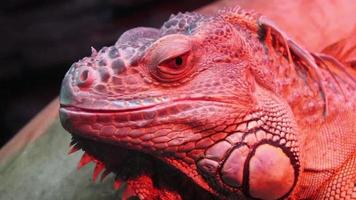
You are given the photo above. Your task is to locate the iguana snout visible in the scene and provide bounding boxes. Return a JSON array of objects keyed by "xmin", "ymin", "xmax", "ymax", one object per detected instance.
[{"xmin": 59, "ymin": 27, "xmax": 162, "ymax": 111}]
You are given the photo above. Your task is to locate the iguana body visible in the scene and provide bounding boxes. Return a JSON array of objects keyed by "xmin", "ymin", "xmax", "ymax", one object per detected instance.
[{"xmin": 59, "ymin": 7, "xmax": 356, "ymax": 199}]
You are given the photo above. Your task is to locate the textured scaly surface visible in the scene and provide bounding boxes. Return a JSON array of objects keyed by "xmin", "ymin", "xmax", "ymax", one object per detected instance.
[{"xmin": 59, "ymin": 7, "xmax": 356, "ymax": 199}]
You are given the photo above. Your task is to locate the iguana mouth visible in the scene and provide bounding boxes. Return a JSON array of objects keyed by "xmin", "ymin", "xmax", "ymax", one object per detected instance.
[
  {"xmin": 69, "ymin": 135, "xmax": 216, "ymax": 200},
  {"xmin": 60, "ymin": 104, "xmax": 157, "ymax": 113},
  {"xmin": 60, "ymin": 96, "xmax": 234, "ymax": 114}
]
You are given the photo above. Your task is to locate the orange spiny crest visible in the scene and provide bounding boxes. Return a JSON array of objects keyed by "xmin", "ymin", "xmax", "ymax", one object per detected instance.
[
  {"xmin": 68, "ymin": 143, "xmax": 81, "ymax": 155},
  {"xmin": 77, "ymin": 152, "xmax": 93, "ymax": 169},
  {"xmin": 92, "ymin": 162, "xmax": 105, "ymax": 182},
  {"xmin": 100, "ymin": 169, "xmax": 111, "ymax": 182},
  {"xmin": 74, "ymin": 149, "xmax": 112, "ymax": 183},
  {"xmin": 113, "ymin": 178, "xmax": 122, "ymax": 190}
]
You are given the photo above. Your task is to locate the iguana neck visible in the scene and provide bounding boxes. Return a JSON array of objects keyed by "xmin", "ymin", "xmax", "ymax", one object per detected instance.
[{"xmin": 256, "ymin": 40, "xmax": 351, "ymax": 128}]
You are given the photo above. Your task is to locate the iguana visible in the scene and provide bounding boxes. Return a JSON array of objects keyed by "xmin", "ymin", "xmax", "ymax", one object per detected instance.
[{"xmin": 59, "ymin": 6, "xmax": 356, "ymax": 200}]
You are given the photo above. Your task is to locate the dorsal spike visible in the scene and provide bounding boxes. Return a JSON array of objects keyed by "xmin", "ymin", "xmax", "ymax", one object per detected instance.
[
  {"xmin": 77, "ymin": 153, "xmax": 93, "ymax": 170},
  {"xmin": 113, "ymin": 177, "xmax": 122, "ymax": 190},
  {"xmin": 68, "ymin": 143, "xmax": 81, "ymax": 155},
  {"xmin": 92, "ymin": 162, "xmax": 105, "ymax": 182},
  {"xmin": 91, "ymin": 47, "xmax": 97, "ymax": 56},
  {"xmin": 69, "ymin": 137, "xmax": 78, "ymax": 146},
  {"xmin": 100, "ymin": 169, "xmax": 111, "ymax": 182}
]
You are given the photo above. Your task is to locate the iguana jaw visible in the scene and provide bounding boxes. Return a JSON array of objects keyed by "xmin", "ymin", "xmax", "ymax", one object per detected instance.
[
  {"xmin": 59, "ymin": 98, "xmax": 236, "ymax": 198},
  {"xmin": 67, "ymin": 132, "xmax": 216, "ymax": 199}
]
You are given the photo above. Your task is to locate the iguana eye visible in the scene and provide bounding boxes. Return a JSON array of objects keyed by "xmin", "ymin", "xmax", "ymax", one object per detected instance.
[
  {"xmin": 157, "ymin": 53, "xmax": 189, "ymax": 75},
  {"xmin": 155, "ymin": 52, "xmax": 191, "ymax": 82},
  {"xmin": 175, "ymin": 56, "xmax": 183, "ymax": 66},
  {"xmin": 144, "ymin": 34, "xmax": 194, "ymax": 82}
]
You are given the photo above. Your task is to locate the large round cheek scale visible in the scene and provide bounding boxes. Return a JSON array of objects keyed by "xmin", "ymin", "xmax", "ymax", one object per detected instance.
[{"xmin": 248, "ymin": 144, "xmax": 295, "ymax": 199}]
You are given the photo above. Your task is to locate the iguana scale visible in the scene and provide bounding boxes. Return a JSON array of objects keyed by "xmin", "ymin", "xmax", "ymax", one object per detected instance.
[{"xmin": 59, "ymin": 6, "xmax": 356, "ymax": 200}]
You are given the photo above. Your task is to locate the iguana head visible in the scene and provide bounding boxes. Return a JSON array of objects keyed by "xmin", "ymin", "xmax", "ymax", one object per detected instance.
[{"xmin": 60, "ymin": 8, "xmax": 302, "ymax": 199}]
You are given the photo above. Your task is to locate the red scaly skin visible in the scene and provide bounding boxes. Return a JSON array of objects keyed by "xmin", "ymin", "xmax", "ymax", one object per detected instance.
[{"xmin": 59, "ymin": 7, "xmax": 356, "ymax": 199}]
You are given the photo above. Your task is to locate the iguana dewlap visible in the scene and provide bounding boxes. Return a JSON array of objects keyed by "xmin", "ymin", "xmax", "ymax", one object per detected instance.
[{"xmin": 59, "ymin": 7, "xmax": 356, "ymax": 200}]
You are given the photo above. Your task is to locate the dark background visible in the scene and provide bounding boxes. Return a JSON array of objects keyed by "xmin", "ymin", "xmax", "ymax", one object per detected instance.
[{"xmin": 0, "ymin": 0, "xmax": 214, "ymax": 147}]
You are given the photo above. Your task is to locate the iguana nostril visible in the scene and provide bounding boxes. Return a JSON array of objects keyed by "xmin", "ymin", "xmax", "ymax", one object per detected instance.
[
  {"xmin": 77, "ymin": 68, "xmax": 94, "ymax": 88},
  {"xmin": 80, "ymin": 70, "xmax": 89, "ymax": 81}
]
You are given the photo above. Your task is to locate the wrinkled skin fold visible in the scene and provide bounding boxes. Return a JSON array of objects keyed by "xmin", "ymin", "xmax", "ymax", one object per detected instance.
[{"xmin": 59, "ymin": 6, "xmax": 356, "ymax": 200}]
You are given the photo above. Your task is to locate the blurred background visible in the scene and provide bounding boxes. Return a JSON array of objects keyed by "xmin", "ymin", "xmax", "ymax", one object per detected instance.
[{"xmin": 0, "ymin": 0, "xmax": 215, "ymax": 147}]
